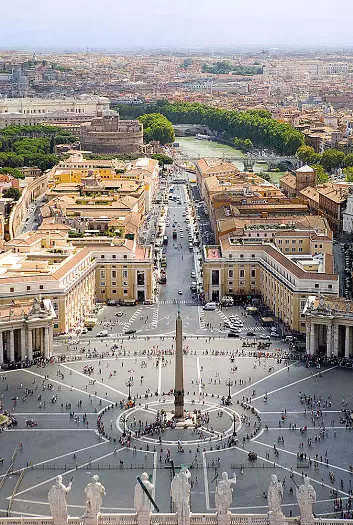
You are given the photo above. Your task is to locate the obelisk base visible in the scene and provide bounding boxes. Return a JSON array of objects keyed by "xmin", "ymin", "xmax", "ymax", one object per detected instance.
[{"xmin": 174, "ymin": 394, "xmax": 185, "ymax": 420}]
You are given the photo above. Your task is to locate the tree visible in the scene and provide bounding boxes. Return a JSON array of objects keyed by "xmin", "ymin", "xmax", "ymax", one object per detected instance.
[
  {"xmin": 297, "ymin": 145, "xmax": 320, "ymax": 164},
  {"xmin": 312, "ymin": 164, "xmax": 329, "ymax": 184},
  {"xmin": 139, "ymin": 113, "xmax": 175, "ymax": 145},
  {"xmin": 3, "ymin": 187, "xmax": 21, "ymax": 200},
  {"xmin": 345, "ymin": 154, "xmax": 353, "ymax": 167},
  {"xmin": 320, "ymin": 149, "xmax": 345, "ymax": 172},
  {"xmin": 344, "ymin": 166, "xmax": 353, "ymax": 182},
  {"xmin": 151, "ymin": 153, "xmax": 173, "ymax": 166},
  {"xmin": 0, "ymin": 167, "xmax": 24, "ymax": 179}
]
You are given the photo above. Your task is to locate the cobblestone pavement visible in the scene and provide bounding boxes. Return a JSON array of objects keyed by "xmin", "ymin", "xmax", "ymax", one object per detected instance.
[{"xmin": 1, "ymin": 339, "xmax": 352, "ymax": 518}]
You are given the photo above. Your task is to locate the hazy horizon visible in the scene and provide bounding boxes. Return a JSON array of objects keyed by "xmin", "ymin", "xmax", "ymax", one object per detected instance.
[{"xmin": 1, "ymin": 0, "xmax": 353, "ymax": 50}]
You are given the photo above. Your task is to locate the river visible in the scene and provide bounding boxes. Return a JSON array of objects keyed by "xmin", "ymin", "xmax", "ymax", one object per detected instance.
[{"xmin": 175, "ymin": 137, "xmax": 285, "ymax": 183}]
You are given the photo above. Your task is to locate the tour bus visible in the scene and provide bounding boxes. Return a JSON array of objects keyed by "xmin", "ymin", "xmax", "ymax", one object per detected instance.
[{"xmin": 84, "ymin": 317, "xmax": 98, "ymax": 330}]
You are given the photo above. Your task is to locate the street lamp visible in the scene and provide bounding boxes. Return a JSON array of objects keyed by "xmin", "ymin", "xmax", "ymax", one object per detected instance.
[
  {"xmin": 121, "ymin": 415, "xmax": 127, "ymax": 435},
  {"xmin": 126, "ymin": 378, "xmax": 134, "ymax": 401},
  {"xmin": 225, "ymin": 378, "xmax": 233, "ymax": 401}
]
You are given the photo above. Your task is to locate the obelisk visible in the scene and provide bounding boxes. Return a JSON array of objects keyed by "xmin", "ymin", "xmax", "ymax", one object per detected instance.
[{"xmin": 174, "ymin": 306, "xmax": 184, "ymax": 420}]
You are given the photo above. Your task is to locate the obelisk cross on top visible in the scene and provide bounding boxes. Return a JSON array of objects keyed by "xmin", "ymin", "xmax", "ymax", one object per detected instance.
[{"xmin": 174, "ymin": 304, "xmax": 184, "ymax": 420}]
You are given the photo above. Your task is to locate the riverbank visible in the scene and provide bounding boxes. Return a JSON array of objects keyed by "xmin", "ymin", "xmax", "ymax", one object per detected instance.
[{"xmin": 176, "ymin": 137, "xmax": 286, "ymax": 183}]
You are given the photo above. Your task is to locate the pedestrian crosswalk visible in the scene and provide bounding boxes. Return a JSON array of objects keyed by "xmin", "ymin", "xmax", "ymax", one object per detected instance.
[
  {"xmin": 158, "ymin": 299, "xmax": 199, "ymax": 305},
  {"xmin": 124, "ymin": 307, "xmax": 143, "ymax": 331}
]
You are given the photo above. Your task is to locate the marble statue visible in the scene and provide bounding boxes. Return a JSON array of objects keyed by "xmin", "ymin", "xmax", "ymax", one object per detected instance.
[
  {"xmin": 48, "ymin": 475, "xmax": 72, "ymax": 523},
  {"xmin": 267, "ymin": 475, "xmax": 284, "ymax": 517},
  {"xmin": 215, "ymin": 472, "xmax": 237, "ymax": 515},
  {"xmin": 296, "ymin": 478, "xmax": 316, "ymax": 521},
  {"xmin": 171, "ymin": 467, "xmax": 191, "ymax": 525},
  {"xmin": 84, "ymin": 475, "xmax": 106, "ymax": 517},
  {"xmin": 134, "ymin": 472, "xmax": 155, "ymax": 514}
]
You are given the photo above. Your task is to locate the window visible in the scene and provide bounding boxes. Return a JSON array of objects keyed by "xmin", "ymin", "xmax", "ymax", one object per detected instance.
[
  {"xmin": 229, "ymin": 281, "xmax": 233, "ymax": 285},
  {"xmin": 40, "ymin": 285, "xmax": 43, "ymax": 290},
  {"xmin": 240, "ymin": 254, "xmax": 244, "ymax": 258},
  {"xmin": 328, "ymin": 284, "xmax": 332, "ymax": 289},
  {"xmin": 315, "ymin": 283, "xmax": 319, "ymax": 288},
  {"xmin": 299, "ymin": 239, "xmax": 303, "ymax": 244},
  {"xmin": 211, "ymin": 270, "xmax": 219, "ymax": 285},
  {"xmin": 100, "ymin": 270, "xmax": 106, "ymax": 278},
  {"xmin": 251, "ymin": 269, "xmax": 256, "ymax": 278},
  {"xmin": 112, "ymin": 281, "xmax": 116, "ymax": 286},
  {"xmin": 112, "ymin": 254, "xmax": 116, "ymax": 259},
  {"xmin": 292, "ymin": 248, "xmax": 296, "ymax": 252},
  {"xmin": 285, "ymin": 240, "xmax": 289, "ymax": 244},
  {"xmin": 101, "ymin": 289, "xmax": 105, "ymax": 294},
  {"xmin": 123, "ymin": 255, "xmax": 127, "ymax": 259},
  {"xmin": 239, "ymin": 281, "xmax": 245, "ymax": 286},
  {"xmin": 251, "ymin": 281, "xmax": 256, "ymax": 285},
  {"xmin": 292, "ymin": 240, "xmax": 296, "ymax": 244},
  {"xmin": 299, "ymin": 248, "xmax": 303, "ymax": 252},
  {"xmin": 123, "ymin": 289, "xmax": 128, "ymax": 295},
  {"xmin": 112, "ymin": 270, "xmax": 117, "ymax": 278},
  {"xmin": 251, "ymin": 254, "xmax": 255, "ymax": 258},
  {"xmin": 100, "ymin": 281, "xmax": 105, "ymax": 286},
  {"xmin": 229, "ymin": 254, "xmax": 232, "ymax": 259},
  {"xmin": 278, "ymin": 240, "xmax": 282, "ymax": 244},
  {"xmin": 10, "ymin": 287, "xmax": 14, "ymax": 292},
  {"xmin": 137, "ymin": 270, "xmax": 145, "ymax": 286},
  {"xmin": 100, "ymin": 254, "xmax": 105, "ymax": 259},
  {"xmin": 112, "ymin": 289, "xmax": 116, "ymax": 294},
  {"xmin": 27, "ymin": 286, "xmax": 31, "ymax": 291},
  {"xmin": 239, "ymin": 269, "xmax": 245, "ymax": 278},
  {"xmin": 229, "ymin": 270, "xmax": 234, "ymax": 278},
  {"xmin": 285, "ymin": 248, "xmax": 289, "ymax": 252},
  {"xmin": 314, "ymin": 244, "xmax": 317, "ymax": 249},
  {"xmin": 300, "ymin": 300, "xmax": 306, "ymax": 310},
  {"xmin": 123, "ymin": 281, "xmax": 128, "ymax": 286},
  {"xmin": 54, "ymin": 323, "xmax": 59, "ymax": 329},
  {"xmin": 122, "ymin": 270, "xmax": 128, "ymax": 279}
]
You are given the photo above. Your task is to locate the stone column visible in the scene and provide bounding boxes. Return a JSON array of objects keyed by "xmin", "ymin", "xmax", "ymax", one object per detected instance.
[
  {"xmin": 0, "ymin": 331, "xmax": 3, "ymax": 365},
  {"xmin": 27, "ymin": 329, "xmax": 33, "ymax": 361},
  {"xmin": 20, "ymin": 328, "xmax": 26, "ymax": 360},
  {"xmin": 305, "ymin": 321, "xmax": 311, "ymax": 354},
  {"xmin": 174, "ymin": 309, "xmax": 184, "ymax": 420},
  {"xmin": 49, "ymin": 324, "xmax": 54, "ymax": 357},
  {"xmin": 309, "ymin": 324, "xmax": 315, "ymax": 356},
  {"xmin": 326, "ymin": 323, "xmax": 332, "ymax": 357},
  {"xmin": 345, "ymin": 325, "xmax": 351, "ymax": 358},
  {"xmin": 333, "ymin": 325, "xmax": 339, "ymax": 357},
  {"xmin": 44, "ymin": 326, "xmax": 50, "ymax": 359},
  {"xmin": 9, "ymin": 329, "xmax": 15, "ymax": 362}
]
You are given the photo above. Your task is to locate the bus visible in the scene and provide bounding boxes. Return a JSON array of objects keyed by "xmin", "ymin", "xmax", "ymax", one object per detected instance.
[
  {"xmin": 84, "ymin": 317, "xmax": 98, "ymax": 330},
  {"xmin": 163, "ymin": 235, "xmax": 168, "ymax": 245}
]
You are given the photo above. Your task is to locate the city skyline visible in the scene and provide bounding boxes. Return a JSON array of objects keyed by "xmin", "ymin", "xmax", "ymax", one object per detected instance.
[{"xmin": 1, "ymin": 0, "xmax": 353, "ymax": 50}]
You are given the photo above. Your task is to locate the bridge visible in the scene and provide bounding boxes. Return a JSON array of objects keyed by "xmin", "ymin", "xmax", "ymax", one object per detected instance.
[{"xmin": 176, "ymin": 153, "xmax": 299, "ymax": 171}]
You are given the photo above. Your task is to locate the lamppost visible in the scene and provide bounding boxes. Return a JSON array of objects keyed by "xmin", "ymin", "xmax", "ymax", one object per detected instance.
[
  {"xmin": 225, "ymin": 378, "xmax": 233, "ymax": 402},
  {"xmin": 126, "ymin": 378, "xmax": 134, "ymax": 401}
]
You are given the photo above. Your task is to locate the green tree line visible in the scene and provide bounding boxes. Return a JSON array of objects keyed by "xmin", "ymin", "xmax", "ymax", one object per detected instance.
[
  {"xmin": 202, "ymin": 61, "xmax": 263, "ymax": 75},
  {"xmin": 138, "ymin": 113, "xmax": 175, "ymax": 145},
  {"xmin": 115, "ymin": 101, "xmax": 304, "ymax": 155}
]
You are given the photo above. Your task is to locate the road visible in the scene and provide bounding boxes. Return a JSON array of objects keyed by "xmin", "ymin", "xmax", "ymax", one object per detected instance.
[{"xmin": 16, "ymin": 195, "xmax": 46, "ymax": 236}]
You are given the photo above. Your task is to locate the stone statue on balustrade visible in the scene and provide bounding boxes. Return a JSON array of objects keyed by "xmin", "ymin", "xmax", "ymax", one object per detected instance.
[
  {"xmin": 134, "ymin": 472, "xmax": 155, "ymax": 518},
  {"xmin": 171, "ymin": 466, "xmax": 191, "ymax": 525},
  {"xmin": 215, "ymin": 472, "xmax": 237, "ymax": 516},
  {"xmin": 48, "ymin": 475, "xmax": 72, "ymax": 525},
  {"xmin": 267, "ymin": 475, "xmax": 284, "ymax": 520},
  {"xmin": 83, "ymin": 475, "xmax": 106, "ymax": 522},
  {"xmin": 296, "ymin": 478, "xmax": 316, "ymax": 523}
]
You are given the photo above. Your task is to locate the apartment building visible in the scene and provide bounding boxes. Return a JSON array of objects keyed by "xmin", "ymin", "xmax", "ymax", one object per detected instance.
[
  {"xmin": 195, "ymin": 158, "xmax": 239, "ymax": 199},
  {"xmin": 202, "ymin": 239, "xmax": 338, "ymax": 333},
  {"xmin": 0, "ymin": 232, "xmax": 153, "ymax": 338}
]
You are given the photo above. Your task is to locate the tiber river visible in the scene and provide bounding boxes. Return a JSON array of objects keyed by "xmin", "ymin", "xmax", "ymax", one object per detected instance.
[{"xmin": 176, "ymin": 137, "xmax": 285, "ymax": 184}]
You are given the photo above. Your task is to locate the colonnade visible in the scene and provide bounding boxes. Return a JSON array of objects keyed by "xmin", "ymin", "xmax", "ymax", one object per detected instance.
[
  {"xmin": 0, "ymin": 324, "xmax": 53, "ymax": 364},
  {"xmin": 306, "ymin": 319, "xmax": 353, "ymax": 358}
]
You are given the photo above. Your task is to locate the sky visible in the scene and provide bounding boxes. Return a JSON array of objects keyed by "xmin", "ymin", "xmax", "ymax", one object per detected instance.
[{"xmin": 1, "ymin": 0, "xmax": 353, "ymax": 50}]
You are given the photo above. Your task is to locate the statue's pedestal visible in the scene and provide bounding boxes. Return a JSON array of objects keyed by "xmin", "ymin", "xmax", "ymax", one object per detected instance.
[
  {"xmin": 268, "ymin": 511, "xmax": 285, "ymax": 525},
  {"xmin": 82, "ymin": 514, "xmax": 98, "ymax": 525},
  {"xmin": 136, "ymin": 512, "xmax": 151, "ymax": 525},
  {"xmin": 217, "ymin": 512, "xmax": 231, "ymax": 525}
]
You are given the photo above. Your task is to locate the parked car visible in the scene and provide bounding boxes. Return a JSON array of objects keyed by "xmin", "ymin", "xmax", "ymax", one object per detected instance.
[
  {"xmin": 259, "ymin": 334, "xmax": 270, "ymax": 340},
  {"xmin": 203, "ymin": 302, "xmax": 217, "ymax": 311},
  {"xmin": 97, "ymin": 330, "xmax": 109, "ymax": 337},
  {"xmin": 125, "ymin": 329, "xmax": 136, "ymax": 335},
  {"xmin": 270, "ymin": 331, "xmax": 280, "ymax": 338},
  {"xmin": 115, "ymin": 312, "xmax": 124, "ymax": 317}
]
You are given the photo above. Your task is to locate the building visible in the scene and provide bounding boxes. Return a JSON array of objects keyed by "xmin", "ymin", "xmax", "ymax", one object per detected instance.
[
  {"xmin": 195, "ymin": 158, "xmax": 239, "ymax": 199},
  {"xmin": 202, "ymin": 239, "xmax": 338, "ymax": 333},
  {"xmin": 280, "ymin": 165, "xmax": 316, "ymax": 198},
  {"xmin": 77, "ymin": 115, "xmax": 143, "ymax": 155},
  {"xmin": 0, "ymin": 95, "xmax": 110, "ymax": 128},
  {"xmin": 0, "ymin": 231, "xmax": 154, "ymax": 346},
  {"xmin": 0, "ymin": 298, "xmax": 54, "ymax": 364},
  {"xmin": 304, "ymin": 295, "xmax": 353, "ymax": 358},
  {"xmin": 343, "ymin": 192, "xmax": 353, "ymax": 233}
]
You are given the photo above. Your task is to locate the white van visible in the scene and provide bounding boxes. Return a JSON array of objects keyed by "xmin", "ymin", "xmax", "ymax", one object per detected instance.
[
  {"xmin": 203, "ymin": 302, "xmax": 217, "ymax": 311},
  {"xmin": 97, "ymin": 330, "xmax": 109, "ymax": 337}
]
